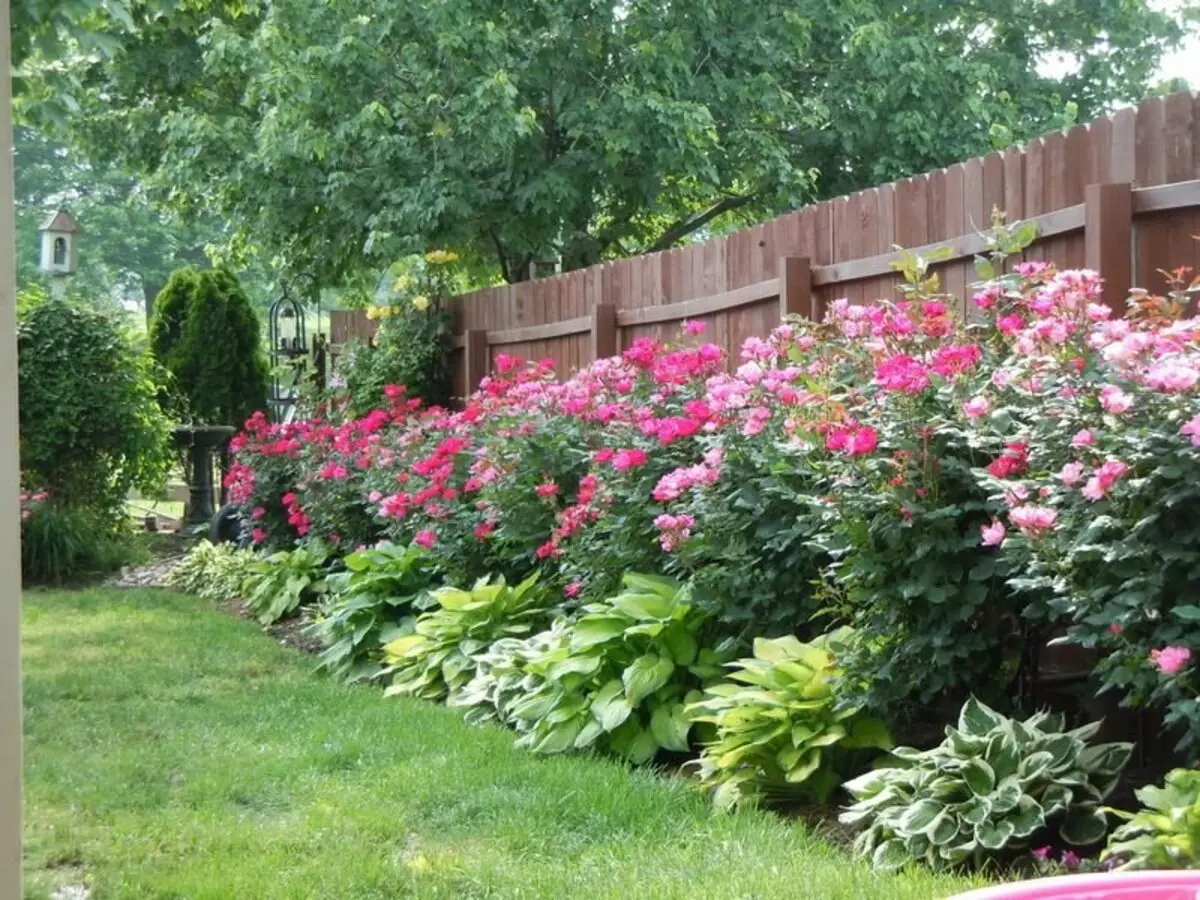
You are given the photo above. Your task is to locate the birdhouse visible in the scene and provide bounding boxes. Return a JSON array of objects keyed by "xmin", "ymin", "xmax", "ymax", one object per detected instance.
[{"xmin": 38, "ymin": 209, "xmax": 79, "ymax": 276}]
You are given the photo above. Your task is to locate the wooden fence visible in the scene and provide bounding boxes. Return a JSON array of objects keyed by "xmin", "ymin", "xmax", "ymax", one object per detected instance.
[{"xmin": 330, "ymin": 91, "xmax": 1200, "ymax": 400}]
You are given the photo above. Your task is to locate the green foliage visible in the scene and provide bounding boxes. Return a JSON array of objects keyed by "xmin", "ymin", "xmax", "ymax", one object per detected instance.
[
  {"xmin": 35, "ymin": 0, "xmax": 1184, "ymax": 284},
  {"xmin": 20, "ymin": 501, "xmax": 139, "ymax": 583},
  {"xmin": 502, "ymin": 574, "xmax": 733, "ymax": 763},
  {"xmin": 841, "ymin": 698, "xmax": 1132, "ymax": 872},
  {"xmin": 1103, "ymin": 768, "xmax": 1200, "ymax": 870},
  {"xmin": 242, "ymin": 544, "xmax": 329, "ymax": 625},
  {"xmin": 686, "ymin": 631, "xmax": 891, "ymax": 811},
  {"xmin": 449, "ymin": 621, "xmax": 573, "ymax": 727},
  {"xmin": 382, "ymin": 573, "xmax": 551, "ymax": 703},
  {"xmin": 149, "ymin": 266, "xmax": 268, "ymax": 426},
  {"xmin": 165, "ymin": 539, "xmax": 258, "ymax": 603},
  {"xmin": 18, "ymin": 296, "xmax": 172, "ymax": 525},
  {"xmin": 306, "ymin": 542, "xmax": 437, "ymax": 682}
]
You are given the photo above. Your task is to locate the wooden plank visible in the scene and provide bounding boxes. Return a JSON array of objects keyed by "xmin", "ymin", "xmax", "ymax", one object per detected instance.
[
  {"xmin": 487, "ymin": 314, "xmax": 593, "ymax": 345},
  {"xmin": 615, "ymin": 276, "xmax": 781, "ymax": 326},
  {"xmin": 1136, "ymin": 96, "xmax": 1167, "ymax": 186},
  {"xmin": 779, "ymin": 257, "xmax": 813, "ymax": 320},
  {"xmin": 1085, "ymin": 183, "xmax": 1133, "ymax": 314},
  {"xmin": 462, "ymin": 329, "xmax": 489, "ymax": 393},
  {"xmin": 1002, "ymin": 150, "xmax": 1025, "ymax": 223},
  {"xmin": 811, "ymin": 204, "xmax": 1086, "ymax": 285},
  {"xmin": 1132, "ymin": 179, "xmax": 1200, "ymax": 213},
  {"xmin": 591, "ymin": 302, "xmax": 618, "ymax": 360},
  {"xmin": 1023, "ymin": 137, "xmax": 1046, "ymax": 261},
  {"xmin": 1163, "ymin": 91, "xmax": 1194, "ymax": 183},
  {"xmin": 1109, "ymin": 106, "xmax": 1137, "ymax": 184}
]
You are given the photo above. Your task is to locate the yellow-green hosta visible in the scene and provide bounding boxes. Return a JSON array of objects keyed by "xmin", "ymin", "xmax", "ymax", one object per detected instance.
[
  {"xmin": 686, "ymin": 629, "xmax": 891, "ymax": 811},
  {"xmin": 382, "ymin": 572, "xmax": 551, "ymax": 703}
]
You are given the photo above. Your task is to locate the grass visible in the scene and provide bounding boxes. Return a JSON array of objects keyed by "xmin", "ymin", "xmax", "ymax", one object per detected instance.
[{"xmin": 22, "ymin": 588, "xmax": 985, "ymax": 899}]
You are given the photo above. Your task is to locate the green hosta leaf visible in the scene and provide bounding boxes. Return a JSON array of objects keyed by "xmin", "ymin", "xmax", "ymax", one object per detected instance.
[
  {"xmin": 612, "ymin": 591, "xmax": 676, "ymax": 622},
  {"xmin": 963, "ymin": 758, "xmax": 997, "ymax": 796},
  {"xmin": 574, "ymin": 718, "xmax": 604, "ymax": 750},
  {"xmin": 784, "ymin": 749, "xmax": 822, "ymax": 784},
  {"xmin": 976, "ymin": 818, "xmax": 1015, "ymax": 851},
  {"xmin": 1172, "ymin": 605, "xmax": 1200, "ymax": 622},
  {"xmin": 622, "ymin": 654, "xmax": 675, "ymax": 706},
  {"xmin": 959, "ymin": 697, "xmax": 1004, "ymax": 737},
  {"xmin": 1018, "ymin": 750, "xmax": 1055, "ymax": 783},
  {"xmin": 1061, "ymin": 806, "xmax": 1109, "ymax": 846},
  {"xmin": 591, "ymin": 679, "xmax": 633, "ymax": 732},
  {"xmin": 926, "ymin": 811, "xmax": 960, "ymax": 846},
  {"xmin": 1008, "ymin": 796, "xmax": 1045, "ymax": 839},
  {"xmin": 960, "ymin": 797, "xmax": 991, "ymax": 826},
  {"xmin": 843, "ymin": 717, "xmax": 893, "ymax": 751},
  {"xmin": 649, "ymin": 703, "xmax": 691, "ymax": 752},
  {"xmin": 622, "ymin": 727, "xmax": 659, "ymax": 764},
  {"xmin": 660, "ymin": 627, "xmax": 698, "ymax": 666},
  {"xmin": 569, "ymin": 616, "xmax": 627, "ymax": 651},
  {"xmin": 989, "ymin": 776, "xmax": 1022, "ymax": 815},
  {"xmin": 899, "ymin": 799, "xmax": 944, "ymax": 832},
  {"xmin": 532, "ymin": 718, "xmax": 584, "ymax": 754},
  {"xmin": 985, "ymin": 730, "xmax": 1020, "ymax": 781},
  {"xmin": 871, "ymin": 839, "xmax": 908, "ymax": 872},
  {"xmin": 1079, "ymin": 743, "xmax": 1134, "ymax": 782}
]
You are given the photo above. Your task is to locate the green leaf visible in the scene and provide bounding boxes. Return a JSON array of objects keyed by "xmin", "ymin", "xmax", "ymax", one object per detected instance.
[
  {"xmin": 975, "ymin": 818, "xmax": 1015, "ymax": 851},
  {"xmin": 649, "ymin": 703, "xmax": 691, "ymax": 752},
  {"xmin": 899, "ymin": 799, "xmax": 944, "ymax": 832},
  {"xmin": 963, "ymin": 758, "xmax": 997, "ymax": 796},
  {"xmin": 959, "ymin": 697, "xmax": 1003, "ymax": 737},
  {"xmin": 622, "ymin": 654, "xmax": 675, "ymax": 706},
  {"xmin": 569, "ymin": 616, "xmax": 626, "ymax": 651},
  {"xmin": 1060, "ymin": 807, "xmax": 1109, "ymax": 846},
  {"xmin": 871, "ymin": 839, "xmax": 908, "ymax": 872},
  {"xmin": 1173, "ymin": 605, "xmax": 1200, "ymax": 622},
  {"xmin": 591, "ymin": 679, "xmax": 633, "ymax": 732},
  {"xmin": 842, "ymin": 717, "xmax": 892, "ymax": 750}
]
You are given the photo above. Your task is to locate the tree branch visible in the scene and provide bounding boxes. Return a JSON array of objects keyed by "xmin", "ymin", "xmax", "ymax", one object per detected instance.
[{"xmin": 645, "ymin": 191, "xmax": 762, "ymax": 253}]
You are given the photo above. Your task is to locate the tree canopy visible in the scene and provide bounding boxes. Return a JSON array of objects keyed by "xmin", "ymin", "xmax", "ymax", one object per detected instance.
[{"xmin": 26, "ymin": 0, "xmax": 1193, "ymax": 287}]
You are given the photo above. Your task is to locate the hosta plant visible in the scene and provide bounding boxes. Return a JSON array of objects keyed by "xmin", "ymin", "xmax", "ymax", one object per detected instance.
[
  {"xmin": 306, "ymin": 542, "xmax": 436, "ymax": 682},
  {"xmin": 448, "ymin": 621, "xmax": 573, "ymax": 727},
  {"xmin": 1103, "ymin": 768, "xmax": 1200, "ymax": 870},
  {"xmin": 686, "ymin": 630, "xmax": 892, "ymax": 811},
  {"xmin": 241, "ymin": 543, "xmax": 329, "ymax": 625},
  {"xmin": 382, "ymin": 573, "xmax": 551, "ymax": 703},
  {"xmin": 166, "ymin": 539, "xmax": 258, "ymax": 603},
  {"xmin": 503, "ymin": 573, "xmax": 735, "ymax": 763},
  {"xmin": 841, "ymin": 698, "xmax": 1132, "ymax": 872}
]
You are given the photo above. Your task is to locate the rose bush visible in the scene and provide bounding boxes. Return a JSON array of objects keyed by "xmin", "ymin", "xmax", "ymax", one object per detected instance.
[{"xmin": 225, "ymin": 258, "xmax": 1200, "ymax": 755}]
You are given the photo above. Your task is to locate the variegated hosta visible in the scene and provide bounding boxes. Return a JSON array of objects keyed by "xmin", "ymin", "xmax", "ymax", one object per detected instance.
[
  {"xmin": 382, "ymin": 573, "xmax": 551, "ymax": 703},
  {"xmin": 841, "ymin": 697, "xmax": 1131, "ymax": 871},
  {"xmin": 501, "ymin": 573, "xmax": 734, "ymax": 763},
  {"xmin": 686, "ymin": 629, "xmax": 892, "ymax": 811},
  {"xmin": 448, "ymin": 621, "xmax": 573, "ymax": 728}
]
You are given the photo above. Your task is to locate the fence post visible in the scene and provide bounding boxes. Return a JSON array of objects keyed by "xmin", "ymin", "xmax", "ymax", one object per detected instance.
[
  {"xmin": 1084, "ymin": 182, "xmax": 1132, "ymax": 314},
  {"xmin": 462, "ymin": 329, "xmax": 488, "ymax": 394},
  {"xmin": 591, "ymin": 302, "xmax": 618, "ymax": 362},
  {"xmin": 778, "ymin": 256, "xmax": 813, "ymax": 321}
]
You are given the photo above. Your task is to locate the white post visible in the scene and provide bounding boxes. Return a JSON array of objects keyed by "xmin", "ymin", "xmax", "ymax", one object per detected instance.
[
  {"xmin": 49, "ymin": 276, "xmax": 65, "ymax": 301},
  {"xmin": 0, "ymin": 0, "xmax": 23, "ymax": 894}
]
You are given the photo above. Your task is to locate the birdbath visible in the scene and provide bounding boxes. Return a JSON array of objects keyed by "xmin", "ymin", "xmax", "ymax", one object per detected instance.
[{"xmin": 171, "ymin": 425, "xmax": 236, "ymax": 526}]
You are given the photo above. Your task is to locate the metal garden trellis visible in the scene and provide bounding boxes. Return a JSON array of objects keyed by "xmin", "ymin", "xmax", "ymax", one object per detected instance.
[{"xmin": 267, "ymin": 289, "xmax": 307, "ymax": 423}]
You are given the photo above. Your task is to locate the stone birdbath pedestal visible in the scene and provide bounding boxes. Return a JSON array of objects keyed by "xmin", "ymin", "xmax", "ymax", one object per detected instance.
[{"xmin": 171, "ymin": 425, "xmax": 236, "ymax": 527}]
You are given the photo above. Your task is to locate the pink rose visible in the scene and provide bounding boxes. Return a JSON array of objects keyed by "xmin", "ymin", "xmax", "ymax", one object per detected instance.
[
  {"xmin": 980, "ymin": 519, "xmax": 1007, "ymax": 547},
  {"xmin": 964, "ymin": 396, "xmax": 990, "ymax": 418},
  {"xmin": 1151, "ymin": 647, "xmax": 1192, "ymax": 674},
  {"xmin": 1071, "ymin": 429, "xmax": 1095, "ymax": 448},
  {"xmin": 413, "ymin": 530, "xmax": 437, "ymax": 549},
  {"xmin": 1009, "ymin": 505, "xmax": 1058, "ymax": 538}
]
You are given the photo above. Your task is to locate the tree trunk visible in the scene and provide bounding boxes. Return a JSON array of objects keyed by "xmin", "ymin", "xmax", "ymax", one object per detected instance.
[{"xmin": 143, "ymin": 279, "xmax": 162, "ymax": 330}]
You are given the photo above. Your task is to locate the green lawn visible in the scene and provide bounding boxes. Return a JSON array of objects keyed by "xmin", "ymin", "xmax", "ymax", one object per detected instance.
[{"xmin": 22, "ymin": 589, "xmax": 984, "ymax": 899}]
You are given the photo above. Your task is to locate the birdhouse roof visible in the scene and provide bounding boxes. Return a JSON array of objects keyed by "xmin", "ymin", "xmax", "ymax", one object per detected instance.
[{"xmin": 39, "ymin": 209, "xmax": 79, "ymax": 234}]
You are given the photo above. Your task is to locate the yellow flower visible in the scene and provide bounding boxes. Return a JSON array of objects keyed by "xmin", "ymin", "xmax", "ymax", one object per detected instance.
[
  {"xmin": 411, "ymin": 295, "xmax": 431, "ymax": 311},
  {"xmin": 392, "ymin": 274, "xmax": 413, "ymax": 292},
  {"xmin": 424, "ymin": 249, "xmax": 459, "ymax": 265},
  {"xmin": 365, "ymin": 306, "xmax": 381, "ymax": 320}
]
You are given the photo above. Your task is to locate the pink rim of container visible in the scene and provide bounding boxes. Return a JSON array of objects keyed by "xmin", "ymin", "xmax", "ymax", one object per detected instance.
[{"xmin": 947, "ymin": 871, "xmax": 1200, "ymax": 900}]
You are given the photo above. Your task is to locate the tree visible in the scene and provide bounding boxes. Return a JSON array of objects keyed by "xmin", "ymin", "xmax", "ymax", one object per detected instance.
[
  {"xmin": 149, "ymin": 266, "xmax": 269, "ymax": 427},
  {"xmin": 29, "ymin": 0, "xmax": 1192, "ymax": 287},
  {"xmin": 14, "ymin": 125, "xmax": 281, "ymax": 325}
]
